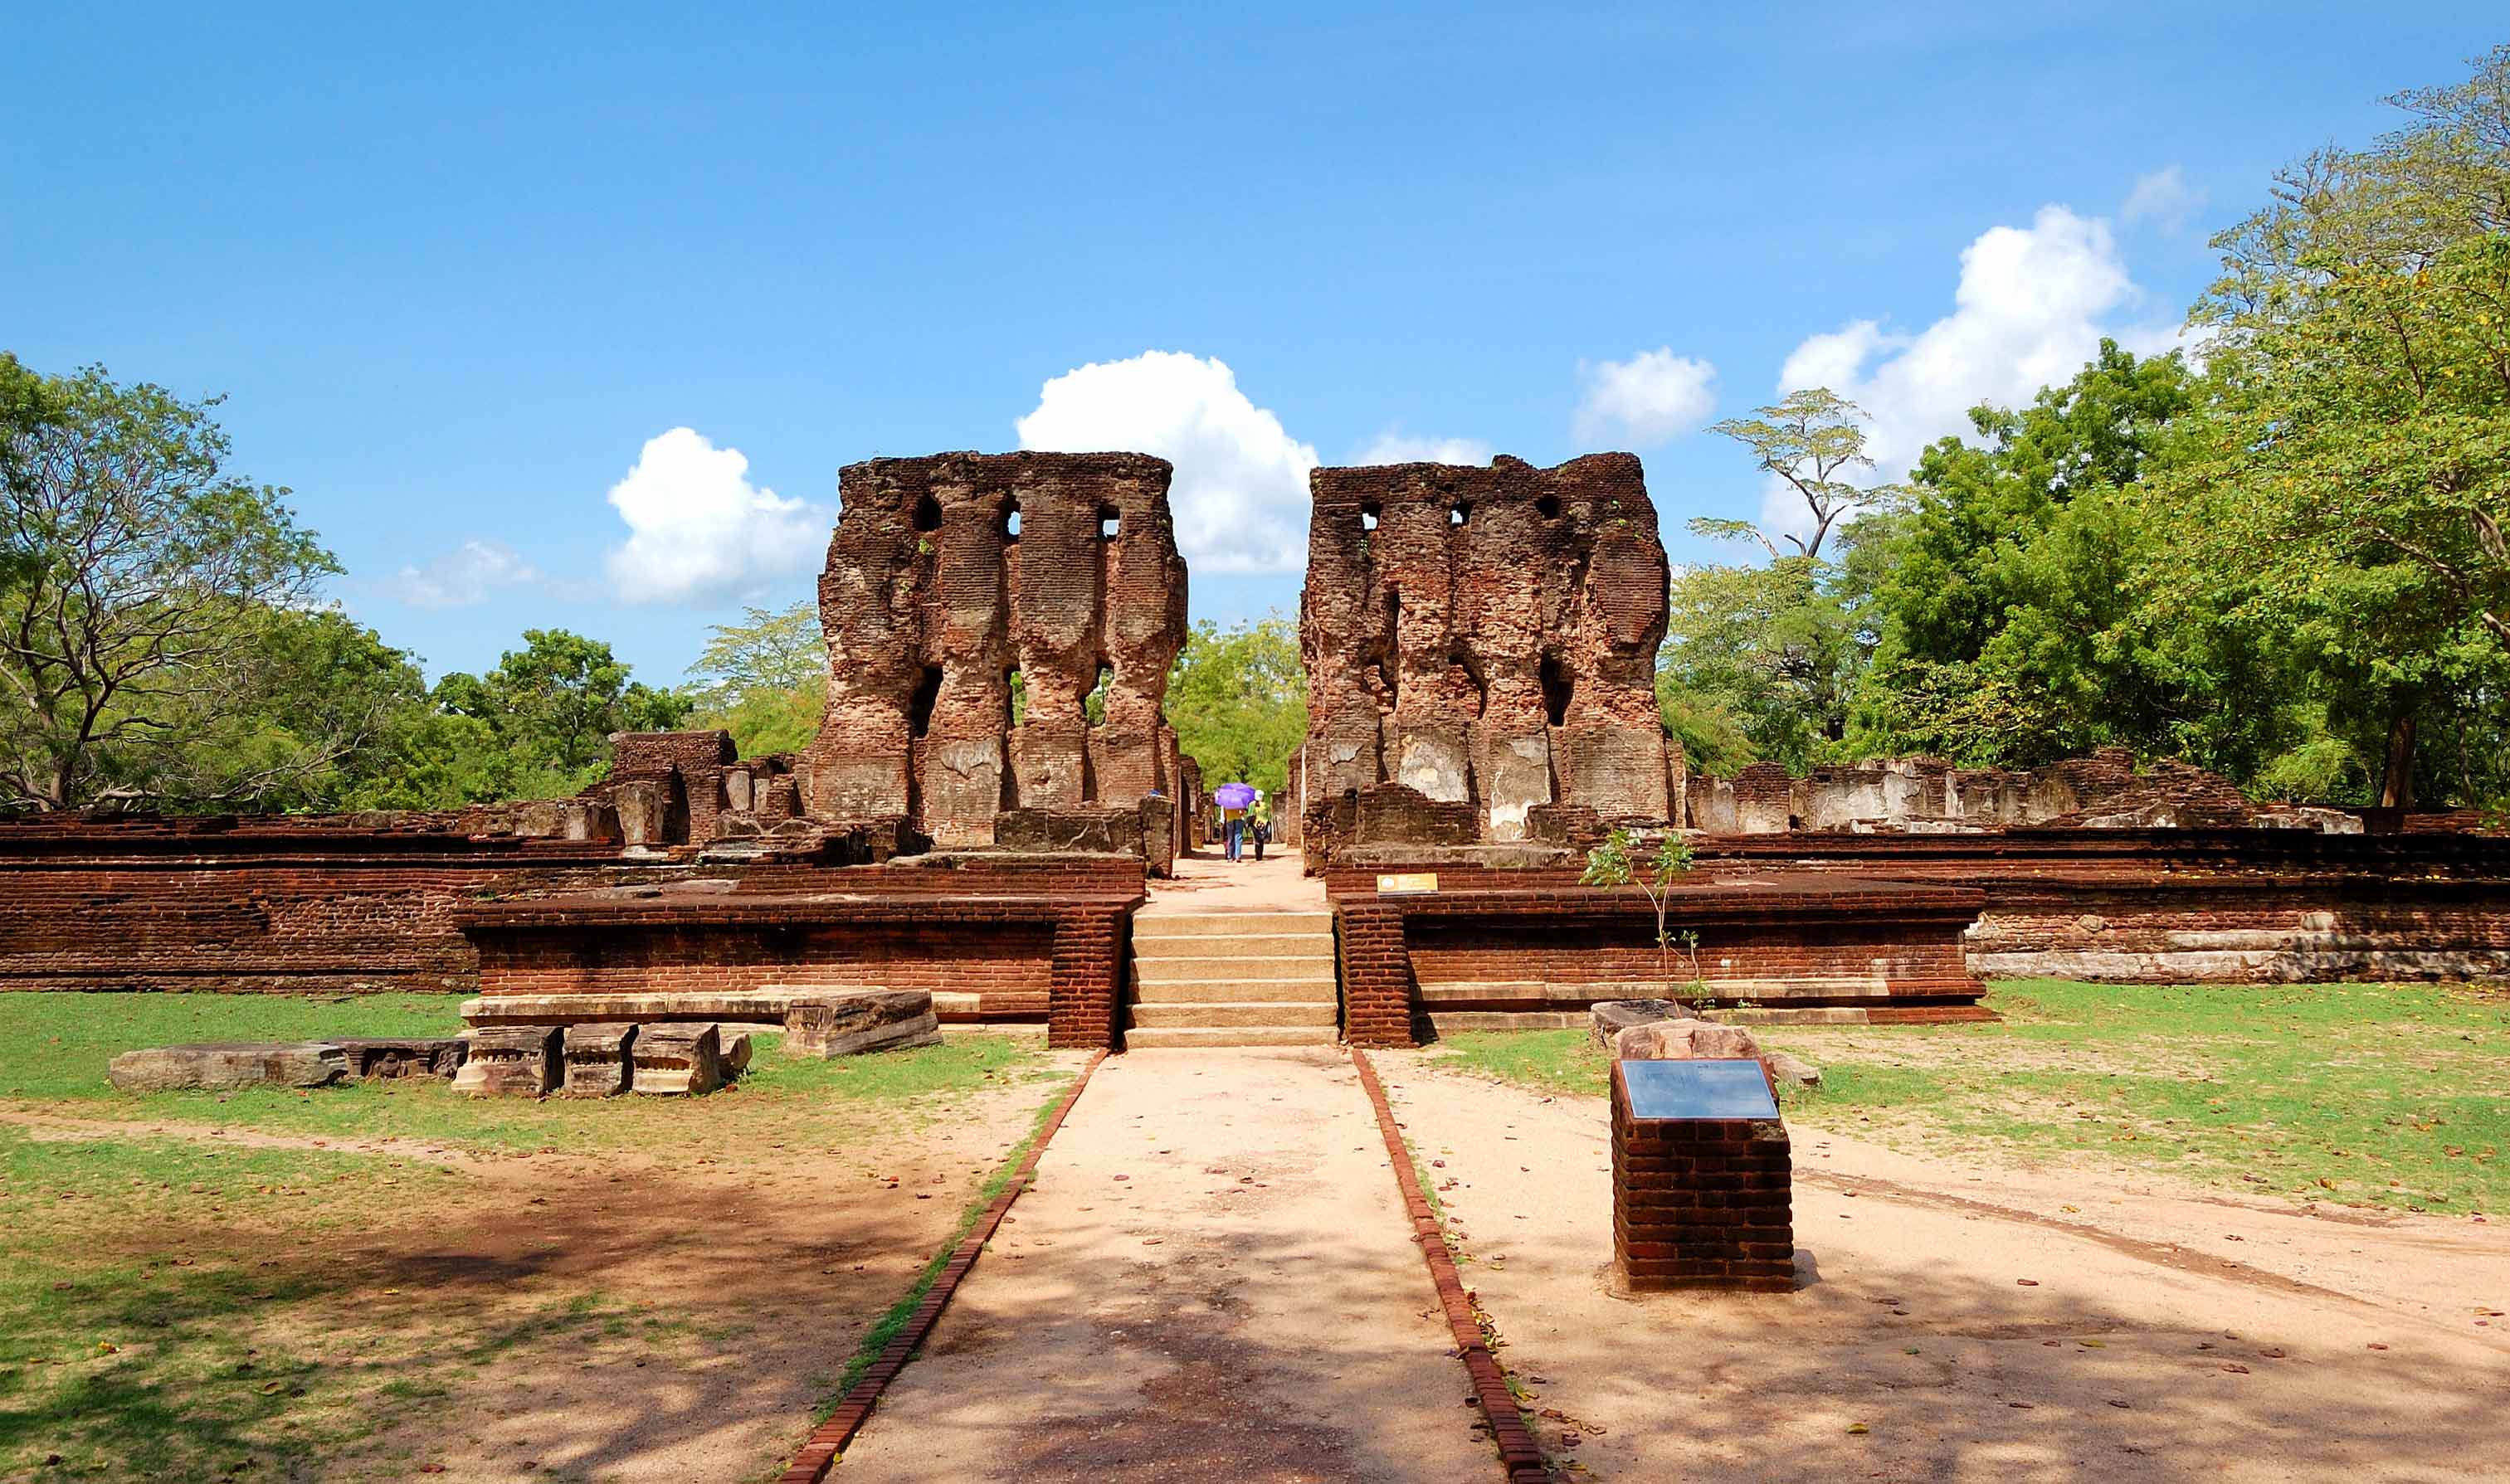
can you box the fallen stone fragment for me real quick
[1613,1017,1761,1061]
[784,990,940,1058]
[329,1037,468,1080]
[716,1026,755,1078]
[107,1043,347,1094]
[1764,1051,1824,1091]
[558,1023,636,1098]
[633,1023,721,1095]
[451,1026,561,1097]
[1587,999,1684,1050]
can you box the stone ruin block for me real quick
[632,1023,721,1096]
[1300,455,1672,851]
[717,1026,755,1078]
[803,452,1189,850]
[558,1022,636,1098]
[993,806,1145,855]
[452,1026,561,1098]
[329,1037,467,1080]
[108,1042,348,1094]
[785,990,942,1058]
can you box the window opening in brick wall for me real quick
[1003,498,1021,542]
[1536,494,1561,520]
[1099,505,1119,540]
[1450,643,1488,718]
[1085,661,1114,726]
[1006,667,1027,728]
[1360,499,1381,532]
[1540,654,1574,727]
[914,494,943,533]
[1449,500,1470,527]
[908,667,943,739]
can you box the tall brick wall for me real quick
[805,451,1189,847]
[1300,454,1674,848]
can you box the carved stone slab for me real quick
[108,1042,347,1094]
[558,1022,636,1098]
[632,1023,721,1095]
[784,990,941,1058]
[452,1026,560,1097]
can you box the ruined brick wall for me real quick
[1300,454,1673,848]
[804,452,1188,848]
[0,820,680,994]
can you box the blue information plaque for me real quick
[1622,1058,1779,1120]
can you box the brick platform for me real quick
[1611,1058,1794,1292]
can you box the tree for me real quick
[2169,46,2510,805]
[685,599,825,757]
[436,630,690,790]
[1164,616,1306,795]
[1695,389,1896,560]
[0,360,340,810]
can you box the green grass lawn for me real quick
[0,991,1053,1158]
[1434,980,2510,1215]
[0,992,1069,1480]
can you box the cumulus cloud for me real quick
[1772,205,2183,508]
[392,539,540,611]
[602,428,831,606]
[1572,348,1718,448]
[1349,430,1495,466]
[1015,350,1318,574]
[2122,165,2202,234]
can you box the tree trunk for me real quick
[2377,705,2417,810]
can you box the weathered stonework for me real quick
[452,1026,560,1097]
[107,1042,348,1093]
[557,1022,636,1097]
[804,452,1189,849]
[632,1023,722,1095]
[1684,748,2288,835]
[1300,455,1674,850]
[784,990,941,1057]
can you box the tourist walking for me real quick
[1251,799,1270,861]
[1213,780,1256,863]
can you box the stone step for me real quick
[1131,975,1338,1004]
[1132,932,1333,960]
[1129,1000,1338,1028]
[1131,912,1333,938]
[1131,954,1337,981]
[1123,1024,1341,1049]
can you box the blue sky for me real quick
[5,4,2501,683]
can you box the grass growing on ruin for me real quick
[0,992,1056,1159]
[1434,980,2510,1215]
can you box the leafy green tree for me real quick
[2166,46,2510,805]
[436,629,690,791]
[1661,392,1898,771]
[0,360,340,809]
[684,599,825,756]
[1164,616,1306,795]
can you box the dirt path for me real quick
[1378,1053,2510,1482]
[1138,845,1327,914]
[828,1049,1496,1482]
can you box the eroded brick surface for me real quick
[1299,454,1674,851]
[804,452,1188,847]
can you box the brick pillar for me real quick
[1047,906,1125,1049]
[1336,902,1414,1048]
[1611,1062,1794,1292]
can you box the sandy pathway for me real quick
[829,1049,1496,1482]
[1377,1053,2510,1482]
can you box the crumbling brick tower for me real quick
[805,452,1189,845]
[1299,454,1673,841]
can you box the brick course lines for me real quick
[775,1049,1107,1484]
[1349,1047,1547,1484]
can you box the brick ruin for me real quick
[1299,455,1677,854]
[804,452,1188,856]
[3,443,2510,1061]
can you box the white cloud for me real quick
[1015,350,1318,574]
[1572,348,1718,448]
[1350,430,1495,466]
[2122,165,2201,233]
[392,539,540,611]
[1772,205,2184,512]
[602,428,831,606]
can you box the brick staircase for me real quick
[1123,910,1340,1049]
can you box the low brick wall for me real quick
[1324,830,2510,986]
[1611,1060,1793,1292]
[1334,873,1989,1047]
[459,888,1141,1050]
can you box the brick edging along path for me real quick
[1349,1048,1550,1484]
[776,1049,1109,1484]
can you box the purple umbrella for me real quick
[1212,781,1258,810]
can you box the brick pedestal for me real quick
[1611,1059,1794,1292]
